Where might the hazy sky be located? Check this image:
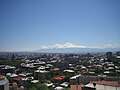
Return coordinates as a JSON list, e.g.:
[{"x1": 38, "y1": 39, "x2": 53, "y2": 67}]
[{"x1": 0, "y1": 0, "x2": 120, "y2": 51}]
